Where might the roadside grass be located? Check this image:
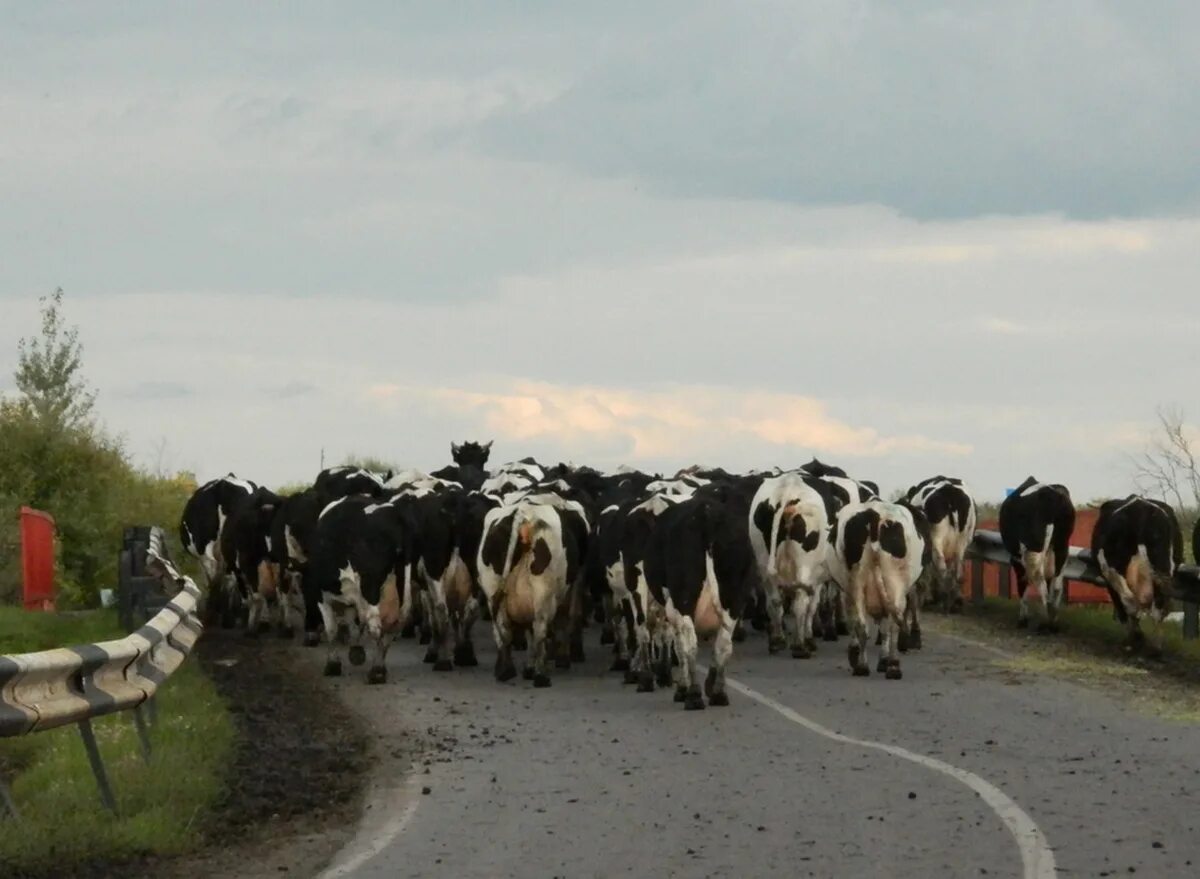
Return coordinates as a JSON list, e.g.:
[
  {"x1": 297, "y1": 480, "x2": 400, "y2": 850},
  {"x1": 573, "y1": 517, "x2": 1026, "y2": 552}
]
[{"x1": 0, "y1": 608, "x2": 234, "y2": 875}]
